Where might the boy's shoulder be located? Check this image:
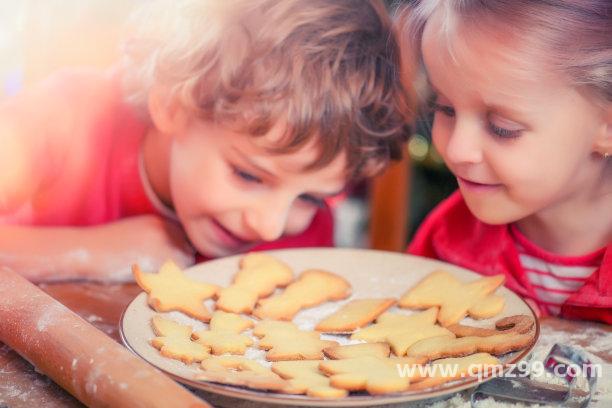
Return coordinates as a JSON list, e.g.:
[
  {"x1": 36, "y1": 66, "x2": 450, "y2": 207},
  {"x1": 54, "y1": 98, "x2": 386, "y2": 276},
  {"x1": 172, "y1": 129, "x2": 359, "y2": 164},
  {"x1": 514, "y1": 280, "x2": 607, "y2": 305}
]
[{"x1": 3, "y1": 68, "x2": 121, "y2": 135}]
